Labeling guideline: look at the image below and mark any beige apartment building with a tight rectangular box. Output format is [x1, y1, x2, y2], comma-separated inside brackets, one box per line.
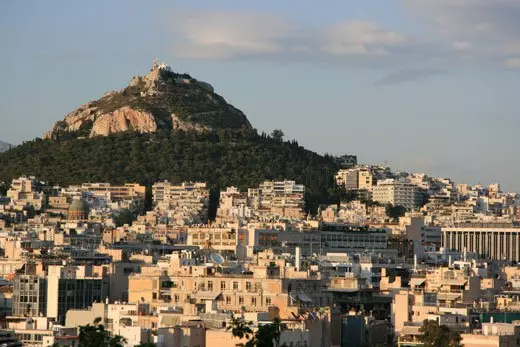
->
[372, 179, 422, 210]
[79, 183, 146, 201]
[335, 168, 373, 191]
[7, 176, 45, 210]
[128, 251, 331, 320]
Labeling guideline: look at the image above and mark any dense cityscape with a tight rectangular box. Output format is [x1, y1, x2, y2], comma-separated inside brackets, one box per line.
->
[1, 153, 520, 346]
[3, 2, 520, 346]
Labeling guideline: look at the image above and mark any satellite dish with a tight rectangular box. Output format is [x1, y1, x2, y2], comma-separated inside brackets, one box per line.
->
[210, 253, 225, 264]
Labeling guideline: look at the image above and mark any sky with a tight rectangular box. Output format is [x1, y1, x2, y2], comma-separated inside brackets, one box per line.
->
[1, 0, 519, 191]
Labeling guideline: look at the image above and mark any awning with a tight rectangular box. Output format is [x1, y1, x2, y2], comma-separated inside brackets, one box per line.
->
[443, 279, 467, 286]
[410, 278, 426, 287]
[160, 315, 180, 327]
[193, 292, 222, 300]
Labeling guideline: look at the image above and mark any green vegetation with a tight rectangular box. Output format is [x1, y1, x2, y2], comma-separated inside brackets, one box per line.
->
[418, 319, 463, 347]
[228, 316, 285, 347]
[78, 318, 126, 347]
[0, 130, 346, 214]
[385, 204, 407, 220]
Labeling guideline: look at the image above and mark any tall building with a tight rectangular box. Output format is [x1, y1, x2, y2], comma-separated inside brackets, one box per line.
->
[12, 275, 47, 317]
[372, 179, 421, 210]
[12, 265, 108, 324]
[335, 168, 373, 191]
[250, 180, 305, 218]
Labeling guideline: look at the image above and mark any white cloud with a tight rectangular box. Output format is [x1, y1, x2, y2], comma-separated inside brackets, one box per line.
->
[168, 11, 293, 59]
[404, 0, 520, 68]
[165, 10, 419, 65]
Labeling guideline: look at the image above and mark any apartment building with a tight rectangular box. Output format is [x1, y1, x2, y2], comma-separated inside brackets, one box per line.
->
[217, 181, 306, 220]
[254, 180, 305, 217]
[335, 168, 373, 191]
[128, 250, 332, 320]
[7, 176, 45, 210]
[79, 183, 146, 201]
[12, 275, 47, 317]
[152, 181, 209, 225]
[372, 179, 422, 210]
[12, 265, 109, 324]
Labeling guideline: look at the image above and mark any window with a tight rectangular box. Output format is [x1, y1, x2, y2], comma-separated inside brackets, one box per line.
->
[226, 296, 231, 304]
[152, 293, 157, 300]
[233, 281, 238, 290]
[239, 297, 244, 305]
[265, 297, 271, 305]
[221, 281, 226, 290]
[251, 297, 257, 306]
[208, 281, 213, 291]
[246, 282, 251, 291]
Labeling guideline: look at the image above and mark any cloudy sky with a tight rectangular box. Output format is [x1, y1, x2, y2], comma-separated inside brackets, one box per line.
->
[1, 0, 519, 190]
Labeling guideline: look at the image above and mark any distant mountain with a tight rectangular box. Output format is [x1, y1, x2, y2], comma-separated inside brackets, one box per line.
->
[44, 60, 251, 139]
[0, 141, 10, 153]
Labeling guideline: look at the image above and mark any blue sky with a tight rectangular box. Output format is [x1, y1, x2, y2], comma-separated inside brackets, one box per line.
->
[1, 0, 520, 191]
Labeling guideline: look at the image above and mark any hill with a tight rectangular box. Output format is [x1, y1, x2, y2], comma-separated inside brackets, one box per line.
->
[0, 130, 343, 213]
[0, 60, 346, 213]
[44, 60, 251, 139]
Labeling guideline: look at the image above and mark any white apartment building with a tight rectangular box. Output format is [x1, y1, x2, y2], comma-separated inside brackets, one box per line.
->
[152, 181, 209, 224]
[372, 179, 421, 210]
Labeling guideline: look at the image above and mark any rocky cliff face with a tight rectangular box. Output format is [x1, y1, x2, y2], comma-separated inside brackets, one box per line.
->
[45, 60, 252, 139]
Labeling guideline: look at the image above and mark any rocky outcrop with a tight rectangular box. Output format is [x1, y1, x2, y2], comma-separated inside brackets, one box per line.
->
[90, 107, 157, 136]
[44, 59, 252, 139]
[171, 114, 209, 133]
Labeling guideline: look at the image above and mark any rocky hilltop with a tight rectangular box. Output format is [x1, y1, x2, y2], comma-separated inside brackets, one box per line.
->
[44, 60, 252, 139]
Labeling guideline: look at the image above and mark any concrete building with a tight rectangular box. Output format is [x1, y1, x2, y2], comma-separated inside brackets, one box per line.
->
[7, 176, 45, 210]
[372, 179, 422, 210]
[152, 181, 209, 225]
[12, 275, 47, 317]
[335, 168, 373, 191]
[442, 223, 520, 262]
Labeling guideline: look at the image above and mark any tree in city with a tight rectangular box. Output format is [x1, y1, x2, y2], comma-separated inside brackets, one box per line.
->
[418, 319, 463, 347]
[270, 129, 284, 142]
[228, 316, 284, 347]
[78, 317, 127, 347]
[115, 208, 135, 226]
[385, 203, 407, 220]
[228, 316, 254, 346]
